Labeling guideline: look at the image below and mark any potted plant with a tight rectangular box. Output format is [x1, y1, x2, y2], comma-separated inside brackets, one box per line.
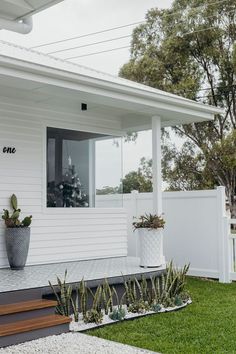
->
[2, 194, 32, 270]
[133, 213, 165, 268]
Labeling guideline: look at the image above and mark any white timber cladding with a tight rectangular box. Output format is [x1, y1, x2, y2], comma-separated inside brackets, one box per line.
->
[0, 98, 127, 268]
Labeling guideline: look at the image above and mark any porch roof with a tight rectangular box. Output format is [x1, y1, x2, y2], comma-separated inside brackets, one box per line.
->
[0, 1, 64, 21]
[0, 40, 223, 132]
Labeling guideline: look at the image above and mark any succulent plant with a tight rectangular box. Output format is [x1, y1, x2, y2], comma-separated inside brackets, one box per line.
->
[109, 307, 126, 321]
[2, 194, 32, 228]
[133, 213, 165, 230]
[151, 303, 162, 313]
[84, 309, 103, 324]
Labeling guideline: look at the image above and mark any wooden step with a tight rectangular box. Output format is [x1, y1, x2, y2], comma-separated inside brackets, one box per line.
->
[0, 314, 71, 337]
[0, 299, 57, 316]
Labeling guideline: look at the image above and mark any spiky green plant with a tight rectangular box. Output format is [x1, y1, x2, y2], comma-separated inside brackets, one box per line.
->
[109, 287, 126, 321]
[149, 262, 190, 308]
[84, 285, 104, 324]
[48, 270, 72, 316]
[79, 278, 88, 318]
[123, 276, 150, 313]
[71, 287, 79, 322]
[102, 279, 113, 315]
[89, 285, 103, 312]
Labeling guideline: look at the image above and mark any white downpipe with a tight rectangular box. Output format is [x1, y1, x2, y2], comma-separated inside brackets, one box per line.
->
[0, 17, 33, 34]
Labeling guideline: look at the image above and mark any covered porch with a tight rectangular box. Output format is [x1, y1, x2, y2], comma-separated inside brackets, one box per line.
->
[0, 256, 165, 295]
[0, 40, 222, 268]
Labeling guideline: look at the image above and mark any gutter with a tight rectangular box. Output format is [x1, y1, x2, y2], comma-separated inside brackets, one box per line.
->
[0, 17, 33, 34]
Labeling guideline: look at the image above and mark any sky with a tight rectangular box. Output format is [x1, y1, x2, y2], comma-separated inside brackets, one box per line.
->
[0, 0, 174, 187]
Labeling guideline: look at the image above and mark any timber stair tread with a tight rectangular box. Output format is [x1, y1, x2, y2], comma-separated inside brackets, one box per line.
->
[0, 299, 58, 316]
[0, 314, 71, 336]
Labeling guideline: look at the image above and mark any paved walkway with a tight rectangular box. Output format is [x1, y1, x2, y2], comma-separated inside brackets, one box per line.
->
[0, 332, 158, 354]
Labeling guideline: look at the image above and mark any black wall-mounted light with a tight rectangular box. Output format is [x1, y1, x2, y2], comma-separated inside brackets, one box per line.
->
[81, 103, 87, 111]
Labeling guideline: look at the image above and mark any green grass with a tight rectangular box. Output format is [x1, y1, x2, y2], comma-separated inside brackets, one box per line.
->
[87, 277, 236, 354]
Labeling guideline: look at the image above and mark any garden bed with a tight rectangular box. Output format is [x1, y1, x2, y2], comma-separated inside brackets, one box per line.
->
[49, 262, 191, 332]
[70, 299, 192, 332]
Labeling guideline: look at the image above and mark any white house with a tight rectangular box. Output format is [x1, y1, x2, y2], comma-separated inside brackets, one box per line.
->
[0, 40, 223, 268]
[0, 1, 227, 347]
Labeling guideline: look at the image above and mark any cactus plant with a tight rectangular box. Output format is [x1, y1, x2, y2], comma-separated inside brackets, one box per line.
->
[2, 194, 32, 228]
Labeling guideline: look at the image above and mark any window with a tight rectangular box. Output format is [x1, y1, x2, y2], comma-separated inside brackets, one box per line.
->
[47, 127, 122, 208]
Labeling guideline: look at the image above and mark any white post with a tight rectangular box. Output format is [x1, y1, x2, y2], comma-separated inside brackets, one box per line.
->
[217, 186, 231, 283]
[89, 139, 95, 207]
[131, 190, 139, 257]
[152, 116, 162, 215]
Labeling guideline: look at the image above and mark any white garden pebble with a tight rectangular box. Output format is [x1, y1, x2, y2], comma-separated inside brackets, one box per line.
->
[0, 332, 157, 354]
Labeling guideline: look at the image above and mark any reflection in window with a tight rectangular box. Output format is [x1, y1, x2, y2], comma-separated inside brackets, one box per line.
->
[47, 127, 122, 208]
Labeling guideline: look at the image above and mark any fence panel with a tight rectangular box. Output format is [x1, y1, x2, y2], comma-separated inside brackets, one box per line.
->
[229, 219, 236, 281]
[96, 187, 230, 282]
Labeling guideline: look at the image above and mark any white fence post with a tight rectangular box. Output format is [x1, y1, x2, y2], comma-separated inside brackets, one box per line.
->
[131, 190, 139, 257]
[217, 186, 231, 283]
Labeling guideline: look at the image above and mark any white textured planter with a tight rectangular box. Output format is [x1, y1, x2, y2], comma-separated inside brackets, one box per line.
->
[138, 228, 164, 267]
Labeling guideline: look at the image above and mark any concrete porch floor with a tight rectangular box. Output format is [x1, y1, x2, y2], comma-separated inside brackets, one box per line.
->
[0, 257, 166, 293]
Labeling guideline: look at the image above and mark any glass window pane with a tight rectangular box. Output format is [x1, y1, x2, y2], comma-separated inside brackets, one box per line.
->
[47, 127, 123, 208]
[95, 137, 123, 208]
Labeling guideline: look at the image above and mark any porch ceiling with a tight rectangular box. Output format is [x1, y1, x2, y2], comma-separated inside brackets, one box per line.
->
[0, 41, 224, 133]
[0, 0, 63, 21]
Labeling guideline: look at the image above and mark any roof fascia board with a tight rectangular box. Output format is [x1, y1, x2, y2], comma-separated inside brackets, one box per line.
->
[0, 55, 223, 119]
[16, 1, 63, 20]
[0, 64, 215, 123]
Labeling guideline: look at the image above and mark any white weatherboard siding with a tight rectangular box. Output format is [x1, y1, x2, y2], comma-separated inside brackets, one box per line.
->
[0, 98, 127, 268]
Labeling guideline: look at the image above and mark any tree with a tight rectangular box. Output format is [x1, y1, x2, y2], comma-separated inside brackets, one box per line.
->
[96, 186, 120, 195]
[122, 157, 152, 193]
[120, 0, 236, 213]
[162, 141, 216, 191]
[47, 164, 88, 207]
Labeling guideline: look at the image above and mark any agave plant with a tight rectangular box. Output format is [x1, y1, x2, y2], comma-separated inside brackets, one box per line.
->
[133, 213, 165, 230]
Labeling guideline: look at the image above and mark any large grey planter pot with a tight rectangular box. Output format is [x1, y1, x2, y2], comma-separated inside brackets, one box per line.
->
[5, 227, 30, 270]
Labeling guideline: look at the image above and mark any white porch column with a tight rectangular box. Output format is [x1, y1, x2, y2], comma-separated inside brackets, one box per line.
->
[152, 116, 162, 215]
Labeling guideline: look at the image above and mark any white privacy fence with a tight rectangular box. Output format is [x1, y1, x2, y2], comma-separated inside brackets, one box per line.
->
[97, 187, 234, 283]
[229, 219, 236, 281]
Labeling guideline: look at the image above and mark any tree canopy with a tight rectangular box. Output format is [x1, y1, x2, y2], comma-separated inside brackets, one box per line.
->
[122, 157, 152, 193]
[120, 0, 236, 212]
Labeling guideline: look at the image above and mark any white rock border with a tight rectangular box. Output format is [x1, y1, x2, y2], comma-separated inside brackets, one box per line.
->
[70, 298, 192, 332]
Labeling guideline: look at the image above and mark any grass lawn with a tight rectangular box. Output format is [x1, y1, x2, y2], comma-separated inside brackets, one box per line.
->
[87, 277, 236, 353]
